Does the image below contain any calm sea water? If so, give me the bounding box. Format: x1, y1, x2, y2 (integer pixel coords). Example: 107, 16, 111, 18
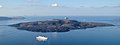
0, 16, 120, 45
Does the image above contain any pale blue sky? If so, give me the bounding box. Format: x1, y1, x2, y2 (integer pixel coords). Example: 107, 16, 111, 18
0, 0, 120, 16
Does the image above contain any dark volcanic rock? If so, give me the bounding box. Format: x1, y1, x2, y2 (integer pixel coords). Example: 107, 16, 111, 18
9, 19, 114, 32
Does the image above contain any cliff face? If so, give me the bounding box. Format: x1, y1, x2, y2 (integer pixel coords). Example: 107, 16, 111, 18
9, 19, 114, 32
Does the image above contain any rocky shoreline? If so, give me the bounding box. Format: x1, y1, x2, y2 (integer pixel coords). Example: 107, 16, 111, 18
9, 19, 114, 32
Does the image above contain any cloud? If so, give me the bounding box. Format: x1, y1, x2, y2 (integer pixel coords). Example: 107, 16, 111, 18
27, 0, 33, 2
0, 4, 120, 16
0, 5, 3, 8
51, 3, 58, 7
100, 5, 120, 8
112, 5, 120, 8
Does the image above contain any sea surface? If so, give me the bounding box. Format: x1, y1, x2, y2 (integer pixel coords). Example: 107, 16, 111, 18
0, 16, 120, 45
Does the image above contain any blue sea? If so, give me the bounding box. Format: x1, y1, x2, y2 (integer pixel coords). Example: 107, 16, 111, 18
0, 16, 120, 45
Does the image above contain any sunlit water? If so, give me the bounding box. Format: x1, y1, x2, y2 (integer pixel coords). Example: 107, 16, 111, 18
0, 16, 120, 45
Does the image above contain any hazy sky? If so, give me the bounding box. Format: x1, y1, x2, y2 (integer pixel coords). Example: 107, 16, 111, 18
0, 0, 120, 16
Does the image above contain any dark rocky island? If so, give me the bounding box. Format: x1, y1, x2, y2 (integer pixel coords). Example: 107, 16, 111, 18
9, 19, 114, 32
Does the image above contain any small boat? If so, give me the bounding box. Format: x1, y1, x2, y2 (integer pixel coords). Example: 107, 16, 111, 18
36, 36, 48, 41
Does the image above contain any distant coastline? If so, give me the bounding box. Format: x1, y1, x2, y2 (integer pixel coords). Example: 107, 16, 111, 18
0, 17, 12, 20
0, 16, 25, 20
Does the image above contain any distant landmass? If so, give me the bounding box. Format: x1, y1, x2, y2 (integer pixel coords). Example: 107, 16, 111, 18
0, 17, 12, 20
11, 16, 25, 19
0, 16, 25, 20
9, 19, 114, 32
114, 18, 120, 20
